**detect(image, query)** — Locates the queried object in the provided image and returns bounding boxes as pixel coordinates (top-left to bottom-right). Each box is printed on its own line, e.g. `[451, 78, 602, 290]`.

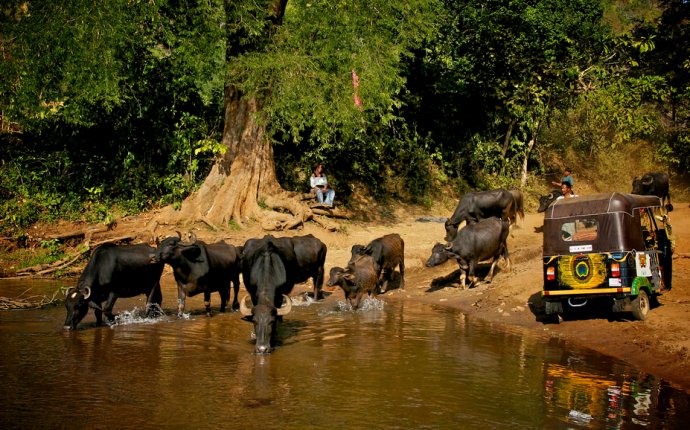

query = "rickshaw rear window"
[560, 218, 598, 242]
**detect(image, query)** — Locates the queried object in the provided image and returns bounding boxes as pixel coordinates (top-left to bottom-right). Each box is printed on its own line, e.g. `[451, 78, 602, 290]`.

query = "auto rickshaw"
[542, 192, 673, 321]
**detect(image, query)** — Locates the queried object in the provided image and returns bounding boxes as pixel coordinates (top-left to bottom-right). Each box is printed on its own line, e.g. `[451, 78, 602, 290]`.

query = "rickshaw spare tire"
[631, 290, 650, 321]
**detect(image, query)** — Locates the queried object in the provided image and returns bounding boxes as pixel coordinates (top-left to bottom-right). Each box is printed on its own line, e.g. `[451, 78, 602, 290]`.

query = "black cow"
[64, 244, 164, 330]
[537, 189, 563, 213]
[239, 234, 327, 353]
[444, 188, 514, 241]
[150, 234, 241, 317]
[327, 254, 379, 310]
[632, 172, 673, 212]
[348, 233, 405, 293]
[509, 189, 525, 225]
[426, 218, 510, 289]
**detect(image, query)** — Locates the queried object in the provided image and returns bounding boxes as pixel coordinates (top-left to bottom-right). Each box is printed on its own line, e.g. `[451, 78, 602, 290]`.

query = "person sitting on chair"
[310, 163, 335, 207]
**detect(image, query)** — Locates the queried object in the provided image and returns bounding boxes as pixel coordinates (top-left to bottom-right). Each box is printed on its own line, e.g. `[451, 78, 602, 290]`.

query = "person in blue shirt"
[310, 163, 335, 207]
[552, 167, 574, 188]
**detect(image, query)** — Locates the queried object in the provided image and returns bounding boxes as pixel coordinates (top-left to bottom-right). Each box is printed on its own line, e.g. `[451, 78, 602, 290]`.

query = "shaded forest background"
[1, 0, 689, 239]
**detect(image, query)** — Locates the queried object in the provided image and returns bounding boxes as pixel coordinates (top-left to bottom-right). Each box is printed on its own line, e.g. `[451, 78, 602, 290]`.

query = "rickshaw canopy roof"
[543, 193, 663, 256]
[544, 192, 662, 220]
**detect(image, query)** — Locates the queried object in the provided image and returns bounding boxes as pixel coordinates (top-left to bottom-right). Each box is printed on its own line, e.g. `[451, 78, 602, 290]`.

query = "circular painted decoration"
[572, 255, 593, 283]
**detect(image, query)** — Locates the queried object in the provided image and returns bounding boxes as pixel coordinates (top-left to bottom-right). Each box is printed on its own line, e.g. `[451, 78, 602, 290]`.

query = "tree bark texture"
[520, 119, 540, 187]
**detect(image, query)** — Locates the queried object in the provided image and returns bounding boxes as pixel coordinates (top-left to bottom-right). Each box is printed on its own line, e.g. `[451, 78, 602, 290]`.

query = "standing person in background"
[552, 167, 574, 189]
[310, 163, 335, 207]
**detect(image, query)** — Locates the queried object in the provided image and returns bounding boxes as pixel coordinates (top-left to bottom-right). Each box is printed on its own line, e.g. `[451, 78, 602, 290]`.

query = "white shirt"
[311, 175, 328, 188]
[556, 193, 577, 200]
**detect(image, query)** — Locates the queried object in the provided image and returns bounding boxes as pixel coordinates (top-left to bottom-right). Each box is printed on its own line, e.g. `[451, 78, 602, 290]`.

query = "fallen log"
[0, 289, 63, 310]
[45, 225, 109, 242]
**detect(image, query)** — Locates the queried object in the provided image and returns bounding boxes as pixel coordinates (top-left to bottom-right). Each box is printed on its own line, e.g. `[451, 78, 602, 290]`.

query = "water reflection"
[1, 279, 689, 429]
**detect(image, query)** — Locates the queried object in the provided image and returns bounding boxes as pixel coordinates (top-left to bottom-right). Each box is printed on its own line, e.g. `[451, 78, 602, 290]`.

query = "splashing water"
[110, 304, 168, 327]
[335, 296, 385, 312]
[290, 292, 317, 307]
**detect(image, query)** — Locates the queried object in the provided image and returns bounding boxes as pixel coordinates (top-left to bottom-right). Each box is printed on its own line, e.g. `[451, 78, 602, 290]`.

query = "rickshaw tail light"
[546, 267, 556, 281]
[611, 263, 620, 277]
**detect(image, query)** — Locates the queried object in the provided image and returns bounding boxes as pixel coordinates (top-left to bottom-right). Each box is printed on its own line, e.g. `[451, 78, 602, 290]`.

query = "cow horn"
[277, 294, 292, 316]
[65, 287, 77, 298]
[642, 176, 654, 185]
[175, 231, 182, 239]
[239, 295, 253, 316]
[82, 286, 91, 300]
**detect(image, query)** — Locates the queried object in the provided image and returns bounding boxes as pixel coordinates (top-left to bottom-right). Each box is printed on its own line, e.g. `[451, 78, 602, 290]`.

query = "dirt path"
[14, 202, 690, 390]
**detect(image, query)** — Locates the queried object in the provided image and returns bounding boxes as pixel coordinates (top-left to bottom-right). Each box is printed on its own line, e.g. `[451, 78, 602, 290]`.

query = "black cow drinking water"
[444, 188, 514, 241]
[348, 233, 405, 293]
[239, 234, 327, 353]
[150, 234, 241, 316]
[427, 217, 511, 289]
[632, 172, 673, 212]
[327, 254, 379, 310]
[64, 244, 164, 330]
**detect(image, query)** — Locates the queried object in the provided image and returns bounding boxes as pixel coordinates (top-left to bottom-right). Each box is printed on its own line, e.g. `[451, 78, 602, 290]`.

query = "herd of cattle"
[62, 171, 672, 353]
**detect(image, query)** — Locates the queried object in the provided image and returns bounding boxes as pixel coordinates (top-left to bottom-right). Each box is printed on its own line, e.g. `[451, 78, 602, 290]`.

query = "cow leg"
[502, 244, 511, 272]
[380, 269, 392, 293]
[146, 284, 163, 318]
[486, 257, 499, 283]
[204, 291, 213, 316]
[314, 266, 325, 300]
[103, 292, 118, 324]
[93, 307, 103, 326]
[177, 285, 187, 317]
[353, 293, 364, 310]
[218, 287, 229, 314]
[231, 272, 240, 311]
[399, 261, 405, 290]
[468, 260, 478, 287]
[458, 262, 467, 289]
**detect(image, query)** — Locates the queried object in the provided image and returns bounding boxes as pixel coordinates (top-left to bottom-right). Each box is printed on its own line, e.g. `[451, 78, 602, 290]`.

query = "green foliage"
[40, 239, 65, 261]
[407, 0, 612, 183]
[0, 0, 687, 236]
[0, 0, 227, 234]
[229, 0, 441, 147]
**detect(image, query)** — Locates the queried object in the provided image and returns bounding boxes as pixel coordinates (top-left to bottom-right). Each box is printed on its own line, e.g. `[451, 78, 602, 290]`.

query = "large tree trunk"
[157, 88, 278, 229]
[155, 0, 287, 230]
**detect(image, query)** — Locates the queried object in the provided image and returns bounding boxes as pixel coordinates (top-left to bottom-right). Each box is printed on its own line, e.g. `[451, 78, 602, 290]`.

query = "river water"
[1, 278, 689, 429]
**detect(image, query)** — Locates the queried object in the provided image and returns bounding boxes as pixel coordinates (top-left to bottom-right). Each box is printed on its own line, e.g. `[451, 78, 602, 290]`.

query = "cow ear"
[445, 250, 461, 260]
[181, 244, 203, 261]
[343, 272, 356, 282]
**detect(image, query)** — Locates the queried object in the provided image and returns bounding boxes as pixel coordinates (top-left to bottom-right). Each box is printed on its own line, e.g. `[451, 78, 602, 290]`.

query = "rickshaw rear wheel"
[631, 290, 650, 321]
